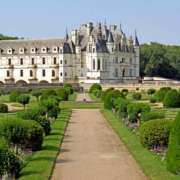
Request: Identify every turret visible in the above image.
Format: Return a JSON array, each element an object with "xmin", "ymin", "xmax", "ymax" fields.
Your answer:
[
  {"xmin": 106, "ymin": 31, "xmax": 114, "ymax": 53},
  {"xmin": 134, "ymin": 30, "xmax": 140, "ymax": 77}
]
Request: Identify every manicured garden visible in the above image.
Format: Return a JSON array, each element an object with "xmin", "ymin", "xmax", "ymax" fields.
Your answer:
[
  {"xmin": 90, "ymin": 83, "xmax": 180, "ymax": 179},
  {"xmin": 0, "ymin": 84, "xmax": 74, "ymax": 179}
]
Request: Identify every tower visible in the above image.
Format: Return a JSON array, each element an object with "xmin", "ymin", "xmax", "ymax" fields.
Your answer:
[
  {"xmin": 106, "ymin": 31, "xmax": 114, "ymax": 53},
  {"xmin": 134, "ymin": 30, "xmax": 140, "ymax": 78}
]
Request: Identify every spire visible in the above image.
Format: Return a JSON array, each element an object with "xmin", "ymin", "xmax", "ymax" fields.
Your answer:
[
  {"xmin": 108, "ymin": 31, "xmax": 114, "ymax": 43},
  {"xmin": 134, "ymin": 30, "xmax": 139, "ymax": 46},
  {"xmin": 119, "ymin": 23, "xmax": 123, "ymax": 34},
  {"xmin": 65, "ymin": 28, "xmax": 69, "ymax": 42},
  {"xmin": 97, "ymin": 22, "xmax": 102, "ymax": 39}
]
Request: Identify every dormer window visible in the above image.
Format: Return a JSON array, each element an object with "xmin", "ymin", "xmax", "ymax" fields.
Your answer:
[
  {"xmin": 41, "ymin": 47, "xmax": 47, "ymax": 53},
  {"xmin": 52, "ymin": 47, "xmax": 58, "ymax": 53},
  {"xmin": 31, "ymin": 48, "xmax": 36, "ymax": 54},
  {"xmin": 7, "ymin": 48, "xmax": 13, "ymax": 54},
  {"xmin": 19, "ymin": 48, "xmax": 24, "ymax": 54}
]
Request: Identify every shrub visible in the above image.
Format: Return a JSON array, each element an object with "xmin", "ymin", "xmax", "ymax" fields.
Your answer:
[
  {"xmin": 89, "ymin": 83, "xmax": 102, "ymax": 93},
  {"xmin": 31, "ymin": 89, "xmax": 42, "ymax": 101},
  {"xmin": 141, "ymin": 111, "xmax": 165, "ymax": 122},
  {"xmin": 147, "ymin": 88, "xmax": 156, "ymax": 95},
  {"xmin": 167, "ymin": 112, "xmax": 180, "ymax": 174},
  {"xmin": 56, "ymin": 88, "xmax": 68, "ymax": 101},
  {"xmin": 9, "ymin": 90, "xmax": 21, "ymax": 102},
  {"xmin": 149, "ymin": 96, "xmax": 157, "ymax": 103},
  {"xmin": 101, "ymin": 88, "xmax": 114, "ymax": 101},
  {"xmin": 127, "ymin": 103, "xmax": 151, "ymax": 123},
  {"xmin": 140, "ymin": 119, "xmax": 172, "ymax": 149},
  {"xmin": 163, "ymin": 89, "xmax": 180, "ymax": 108},
  {"xmin": 64, "ymin": 84, "xmax": 74, "ymax": 95},
  {"xmin": 0, "ymin": 104, "xmax": 8, "ymax": 113},
  {"xmin": 0, "ymin": 138, "xmax": 21, "ymax": 178},
  {"xmin": 41, "ymin": 89, "xmax": 57, "ymax": 100},
  {"xmin": 132, "ymin": 92, "xmax": 142, "ymax": 100},
  {"xmin": 155, "ymin": 87, "xmax": 171, "ymax": 102},
  {"xmin": 17, "ymin": 94, "xmax": 30, "ymax": 109},
  {"xmin": 93, "ymin": 89, "xmax": 102, "ymax": 98},
  {"xmin": 122, "ymin": 89, "xmax": 129, "ymax": 96},
  {"xmin": 114, "ymin": 97, "xmax": 129, "ymax": 118}
]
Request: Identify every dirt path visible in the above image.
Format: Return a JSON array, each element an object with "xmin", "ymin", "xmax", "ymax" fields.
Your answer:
[
  {"xmin": 51, "ymin": 109, "xmax": 147, "ymax": 180},
  {"xmin": 76, "ymin": 93, "xmax": 92, "ymax": 102}
]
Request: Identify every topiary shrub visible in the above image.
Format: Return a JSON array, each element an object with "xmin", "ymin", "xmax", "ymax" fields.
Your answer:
[
  {"xmin": 101, "ymin": 88, "xmax": 114, "ymax": 101},
  {"xmin": 132, "ymin": 92, "xmax": 142, "ymax": 100},
  {"xmin": 140, "ymin": 119, "xmax": 172, "ymax": 149},
  {"xmin": 114, "ymin": 97, "xmax": 129, "ymax": 118},
  {"xmin": 41, "ymin": 89, "xmax": 57, "ymax": 100},
  {"xmin": 122, "ymin": 89, "xmax": 129, "ymax": 96},
  {"xmin": 64, "ymin": 84, "xmax": 74, "ymax": 95},
  {"xmin": 17, "ymin": 94, "xmax": 30, "ymax": 109},
  {"xmin": 0, "ymin": 104, "xmax": 8, "ymax": 113},
  {"xmin": 127, "ymin": 103, "xmax": 151, "ymax": 123},
  {"xmin": 9, "ymin": 90, "xmax": 21, "ymax": 102},
  {"xmin": 56, "ymin": 88, "xmax": 68, "ymax": 101},
  {"xmin": 166, "ymin": 112, "xmax": 180, "ymax": 174},
  {"xmin": 141, "ymin": 111, "xmax": 165, "ymax": 122},
  {"xmin": 163, "ymin": 89, "xmax": 180, "ymax": 108},
  {"xmin": 149, "ymin": 96, "xmax": 157, "ymax": 103},
  {"xmin": 147, "ymin": 88, "xmax": 156, "ymax": 95},
  {"xmin": 155, "ymin": 87, "xmax": 171, "ymax": 102},
  {"xmin": 31, "ymin": 89, "xmax": 42, "ymax": 101},
  {"xmin": 89, "ymin": 83, "xmax": 102, "ymax": 93}
]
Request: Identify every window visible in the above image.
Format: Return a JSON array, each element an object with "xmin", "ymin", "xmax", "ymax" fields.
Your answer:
[
  {"xmin": 129, "ymin": 69, "xmax": 132, "ymax": 76},
  {"xmin": 122, "ymin": 69, "xmax": 125, "ymax": 77},
  {"xmin": 115, "ymin": 68, "xmax": 118, "ymax": 77},
  {"xmin": 122, "ymin": 58, "xmax": 125, "ymax": 63},
  {"xmin": 60, "ymin": 72, "xmax": 63, "ymax": 76},
  {"xmin": 115, "ymin": 57, "xmax": 118, "ymax": 63},
  {"xmin": 65, "ymin": 60, "xmax": 67, "ymax": 64},
  {"xmin": 31, "ymin": 58, "xmax": 34, "ymax": 65},
  {"xmin": 52, "ymin": 70, "xmax": 55, "ymax": 77},
  {"xmin": 93, "ymin": 48, "xmax": 95, "ymax": 53},
  {"xmin": 20, "ymin": 58, "xmax": 23, "ymax": 65},
  {"xmin": 89, "ymin": 45, "xmax": 92, "ymax": 52},
  {"xmin": 97, "ymin": 59, "xmax": 101, "ymax": 70},
  {"xmin": 20, "ymin": 70, "xmax": 23, "ymax": 77},
  {"xmin": 129, "ymin": 58, "xmax": 132, "ymax": 64},
  {"xmin": 8, "ymin": 58, "xmax": 11, "ymax": 65},
  {"xmin": 60, "ymin": 60, "xmax": 63, "ymax": 64},
  {"xmin": 53, "ymin": 57, "xmax": 57, "ymax": 64},
  {"xmin": 31, "ymin": 48, "xmax": 36, "ymax": 53},
  {"xmin": 65, "ymin": 72, "xmax": 67, "ymax": 76},
  {"xmin": 93, "ymin": 59, "xmax": 95, "ymax": 70},
  {"xmin": 42, "ymin": 57, "xmax": 46, "ymax": 64},
  {"xmin": 30, "ymin": 70, "xmax": 33, "ymax": 77},
  {"xmin": 7, "ymin": 70, "xmax": 10, "ymax": 77},
  {"xmin": 42, "ymin": 69, "xmax": 46, "ymax": 77}
]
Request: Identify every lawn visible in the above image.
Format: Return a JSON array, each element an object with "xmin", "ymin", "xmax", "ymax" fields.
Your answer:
[
  {"xmin": 101, "ymin": 109, "xmax": 179, "ymax": 180},
  {"xmin": 19, "ymin": 109, "xmax": 72, "ymax": 180}
]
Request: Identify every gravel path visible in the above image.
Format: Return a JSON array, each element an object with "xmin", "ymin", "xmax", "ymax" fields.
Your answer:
[
  {"xmin": 75, "ymin": 93, "xmax": 92, "ymax": 102},
  {"xmin": 51, "ymin": 109, "xmax": 147, "ymax": 180}
]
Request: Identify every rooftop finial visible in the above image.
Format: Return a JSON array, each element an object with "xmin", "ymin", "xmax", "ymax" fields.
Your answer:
[
  {"xmin": 134, "ymin": 29, "xmax": 139, "ymax": 46},
  {"xmin": 65, "ymin": 28, "xmax": 69, "ymax": 41}
]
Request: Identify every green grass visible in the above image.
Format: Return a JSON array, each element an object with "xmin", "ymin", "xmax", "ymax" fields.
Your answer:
[
  {"xmin": 101, "ymin": 109, "xmax": 179, "ymax": 180},
  {"xmin": 89, "ymin": 93, "xmax": 101, "ymax": 102},
  {"xmin": 60, "ymin": 101, "xmax": 103, "ymax": 109},
  {"xmin": 19, "ymin": 109, "xmax": 72, "ymax": 180}
]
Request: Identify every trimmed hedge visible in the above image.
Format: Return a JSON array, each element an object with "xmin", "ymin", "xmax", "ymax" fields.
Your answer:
[
  {"xmin": 140, "ymin": 119, "xmax": 173, "ymax": 149},
  {"xmin": 155, "ymin": 87, "xmax": 171, "ymax": 102},
  {"xmin": 127, "ymin": 103, "xmax": 151, "ymax": 123},
  {"xmin": 132, "ymin": 92, "xmax": 142, "ymax": 100},
  {"xmin": 167, "ymin": 112, "xmax": 180, "ymax": 174},
  {"xmin": 141, "ymin": 111, "xmax": 165, "ymax": 122},
  {"xmin": 56, "ymin": 88, "xmax": 68, "ymax": 101},
  {"xmin": 0, "ymin": 104, "xmax": 8, "ymax": 113},
  {"xmin": 163, "ymin": 89, "xmax": 180, "ymax": 108},
  {"xmin": 147, "ymin": 88, "xmax": 156, "ymax": 95},
  {"xmin": 89, "ymin": 83, "xmax": 102, "ymax": 93}
]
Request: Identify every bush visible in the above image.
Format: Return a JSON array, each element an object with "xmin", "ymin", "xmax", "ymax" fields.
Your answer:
[
  {"xmin": 114, "ymin": 97, "xmax": 129, "ymax": 118},
  {"xmin": 141, "ymin": 111, "xmax": 165, "ymax": 122},
  {"xmin": 167, "ymin": 112, "xmax": 180, "ymax": 174},
  {"xmin": 89, "ymin": 83, "xmax": 102, "ymax": 93},
  {"xmin": 41, "ymin": 89, "xmax": 57, "ymax": 100},
  {"xmin": 9, "ymin": 90, "xmax": 21, "ymax": 102},
  {"xmin": 0, "ymin": 104, "xmax": 8, "ymax": 113},
  {"xmin": 101, "ymin": 88, "xmax": 114, "ymax": 101},
  {"xmin": 140, "ymin": 119, "xmax": 172, "ymax": 149},
  {"xmin": 127, "ymin": 103, "xmax": 151, "ymax": 123},
  {"xmin": 147, "ymin": 88, "xmax": 156, "ymax": 95},
  {"xmin": 31, "ymin": 89, "xmax": 42, "ymax": 101},
  {"xmin": 122, "ymin": 89, "xmax": 129, "ymax": 96},
  {"xmin": 132, "ymin": 92, "xmax": 142, "ymax": 100},
  {"xmin": 17, "ymin": 94, "xmax": 30, "ymax": 109},
  {"xmin": 155, "ymin": 87, "xmax": 171, "ymax": 102},
  {"xmin": 0, "ymin": 138, "xmax": 21, "ymax": 178},
  {"xmin": 149, "ymin": 96, "xmax": 157, "ymax": 103},
  {"xmin": 64, "ymin": 84, "xmax": 74, "ymax": 95},
  {"xmin": 56, "ymin": 88, "xmax": 68, "ymax": 101},
  {"xmin": 163, "ymin": 89, "xmax": 180, "ymax": 108}
]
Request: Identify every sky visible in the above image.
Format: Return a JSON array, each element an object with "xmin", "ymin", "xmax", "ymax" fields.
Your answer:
[{"xmin": 0, "ymin": 0, "xmax": 180, "ymax": 45}]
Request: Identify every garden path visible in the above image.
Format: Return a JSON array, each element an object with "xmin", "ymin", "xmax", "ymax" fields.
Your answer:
[{"xmin": 51, "ymin": 107, "xmax": 147, "ymax": 180}]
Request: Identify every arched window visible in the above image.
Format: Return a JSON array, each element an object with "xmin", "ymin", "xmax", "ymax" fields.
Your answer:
[
  {"xmin": 53, "ymin": 57, "xmax": 57, "ymax": 64},
  {"xmin": 42, "ymin": 69, "xmax": 46, "ymax": 77},
  {"xmin": 122, "ymin": 69, "xmax": 125, "ymax": 77},
  {"xmin": 20, "ymin": 70, "xmax": 23, "ymax": 77},
  {"xmin": 20, "ymin": 58, "xmax": 23, "ymax": 65},
  {"xmin": 42, "ymin": 57, "xmax": 46, "ymax": 64},
  {"xmin": 7, "ymin": 70, "xmax": 10, "ymax": 77},
  {"xmin": 52, "ymin": 70, "xmax": 55, "ymax": 77},
  {"xmin": 30, "ymin": 70, "xmax": 33, "ymax": 77},
  {"xmin": 115, "ymin": 68, "xmax": 118, "ymax": 77},
  {"xmin": 60, "ymin": 72, "xmax": 63, "ymax": 76},
  {"xmin": 8, "ymin": 58, "xmax": 11, "ymax": 65},
  {"xmin": 97, "ymin": 59, "xmax": 101, "ymax": 70},
  {"xmin": 31, "ymin": 58, "xmax": 34, "ymax": 65},
  {"xmin": 93, "ymin": 59, "xmax": 95, "ymax": 70}
]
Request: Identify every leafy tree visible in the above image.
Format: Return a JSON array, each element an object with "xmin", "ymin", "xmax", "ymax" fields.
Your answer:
[
  {"xmin": 17, "ymin": 94, "xmax": 30, "ymax": 109},
  {"xmin": 31, "ymin": 89, "xmax": 42, "ymax": 101},
  {"xmin": 9, "ymin": 90, "xmax": 21, "ymax": 102}
]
